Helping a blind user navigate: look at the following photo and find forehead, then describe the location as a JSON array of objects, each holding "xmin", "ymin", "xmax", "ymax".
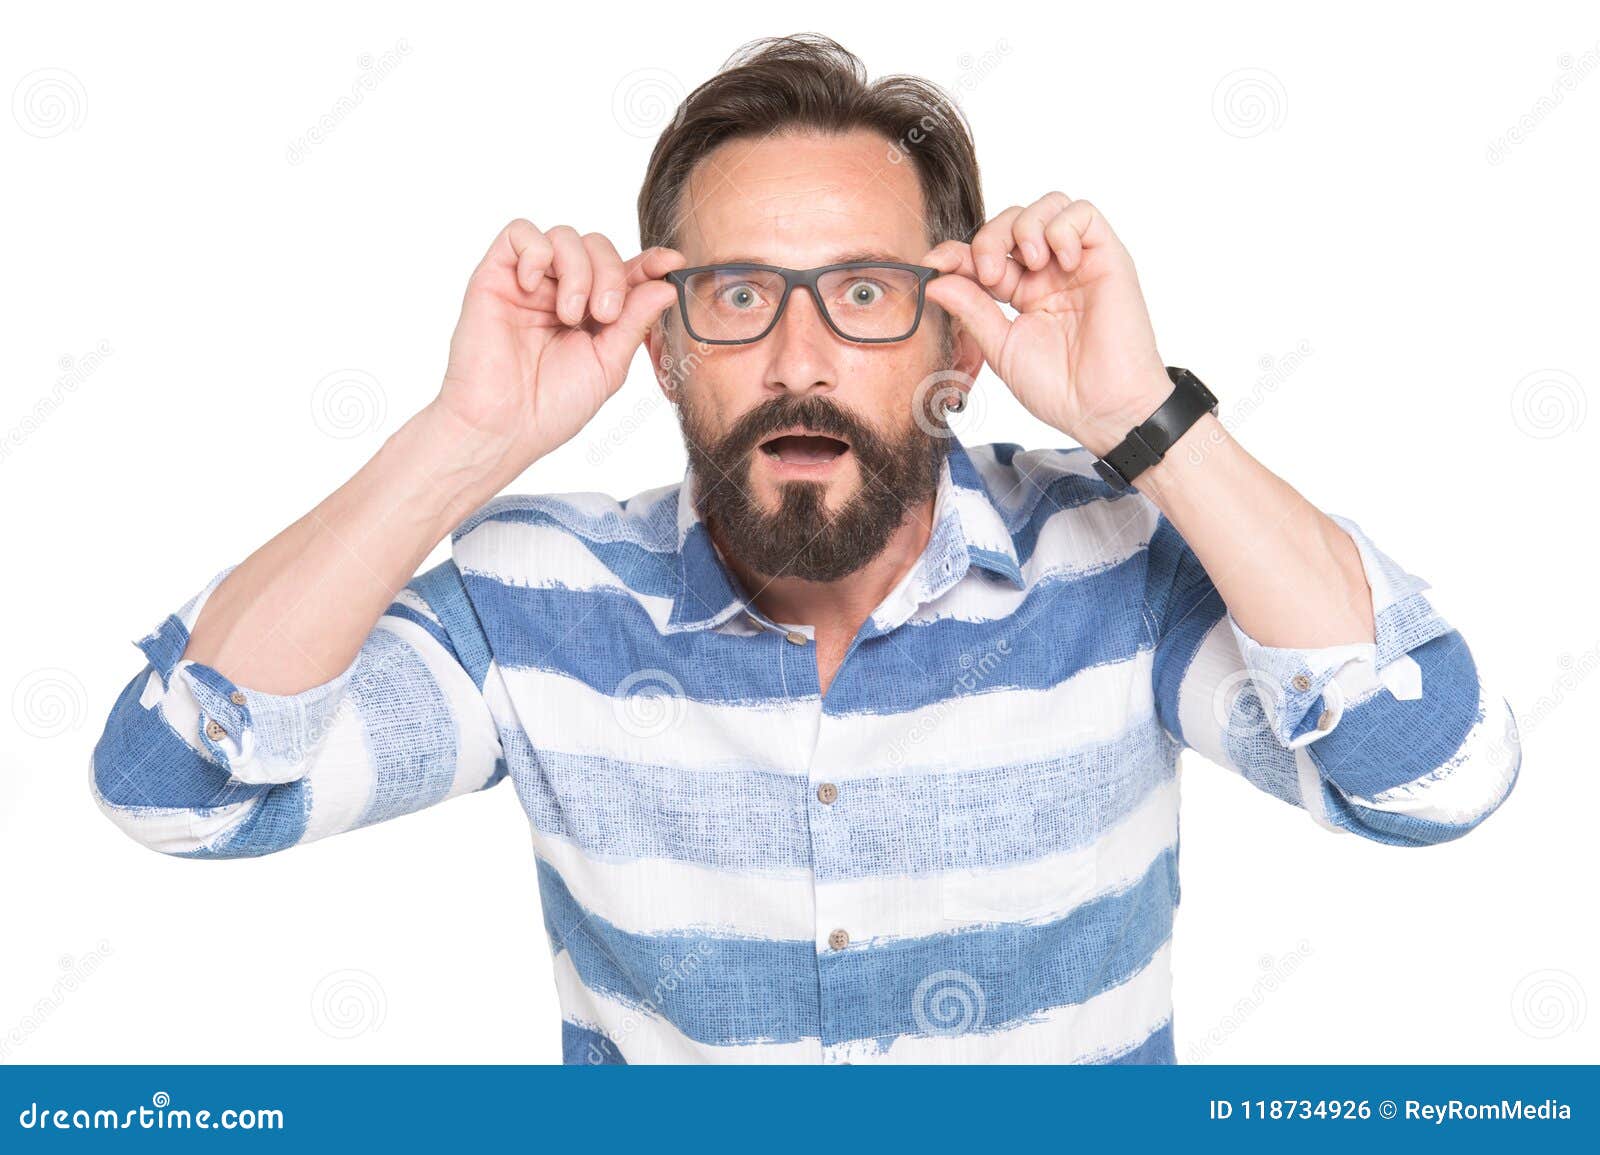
[{"xmin": 675, "ymin": 128, "xmax": 930, "ymax": 265}]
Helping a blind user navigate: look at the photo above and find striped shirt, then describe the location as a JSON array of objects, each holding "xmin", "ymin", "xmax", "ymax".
[{"xmin": 92, "ymin": 438, "xmax": 1520, "ymax": 1063}]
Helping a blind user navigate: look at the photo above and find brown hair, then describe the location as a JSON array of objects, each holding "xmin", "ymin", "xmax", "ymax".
[{"xmin": 637, "ymin": 34, "xmax": 984, "ymax": 253}]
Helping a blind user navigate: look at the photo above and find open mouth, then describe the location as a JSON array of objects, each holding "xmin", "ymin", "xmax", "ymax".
[{"xmin": 758, "ymin": 429, "xmax": 851, "ymax": 466}]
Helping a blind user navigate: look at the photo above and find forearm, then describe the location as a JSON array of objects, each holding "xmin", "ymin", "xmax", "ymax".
[
  {"xmin": 1128, "ymin": 412, "xmax": 1375, "ymax": 650},
  {"xmin": 183, "ymin": 399, "xmax": 518, "ymax": 694},
  {"xmin": 1136, "ymin": 414, "xmax": 1519, "ymax": 845}
]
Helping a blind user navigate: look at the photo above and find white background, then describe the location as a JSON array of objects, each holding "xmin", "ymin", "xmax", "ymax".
[{"xmin": 2, "ymin": 1, "xmax": 1595, "ymax": 1065}]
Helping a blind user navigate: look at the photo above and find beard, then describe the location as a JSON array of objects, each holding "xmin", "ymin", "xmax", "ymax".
[{"xmin": 677, "ymin": 388, "xmax": 952, "ymax": 583}]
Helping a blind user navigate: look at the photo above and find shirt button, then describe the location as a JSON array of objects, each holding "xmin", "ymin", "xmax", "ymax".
[
  {"xmin": 827, "ymin": 929, "xmax": 850, "ymax": 951},
  {"xmin": 817, "ymin": 782, "xmax": 838, "ymax": 805},
  {"xmin": 784, "ymin": 630, "xmax": 808, "ymax": 645},
  {"xmin": 744, "ymin": 611, "xmax": 763, "ymax": 630},
  {"xmin": 1317, "ymin": 708, "xmax": 1333, "ymax": 730},
  {"xmin": 229, "ymin": 691, "xmax": 247, "ymax": 706},
  {"xmin": 1291, "ymin": 674, "xmax": 1312, "ymax": 692},
  {"xmin": 204, "ymin": 719, "xmax": 227, "ymax": 741}
]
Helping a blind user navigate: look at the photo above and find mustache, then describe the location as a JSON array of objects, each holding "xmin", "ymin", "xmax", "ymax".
[{"xmin": 714, "ymin": 394, "xmax": 879, "ymax": 460}]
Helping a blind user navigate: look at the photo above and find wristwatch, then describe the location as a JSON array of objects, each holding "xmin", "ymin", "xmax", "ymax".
[{"xmin": 1091, "ymin": 366, "xmax": 1219, "ymax": 492}]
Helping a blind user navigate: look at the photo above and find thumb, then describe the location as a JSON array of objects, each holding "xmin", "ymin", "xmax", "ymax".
[
  {"xmin": 926, "ymin": 274, "xmax": 1012, "ymax": 371},
  {"xmin": 593, "ymin": 279, "xmax": 678, "ymax": 382}
]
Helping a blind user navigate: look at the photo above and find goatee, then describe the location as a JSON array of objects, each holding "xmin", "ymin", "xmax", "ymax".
[{"xmin": 679, "ymin": 391, "xmax": 950, "ymax": 583}]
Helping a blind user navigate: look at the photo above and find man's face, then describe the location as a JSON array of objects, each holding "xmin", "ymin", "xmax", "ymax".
[{"xmin": 653, "ymin": 128, "xmax": 974, "ymax": 583}]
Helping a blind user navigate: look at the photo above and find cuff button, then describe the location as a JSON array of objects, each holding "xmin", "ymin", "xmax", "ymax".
[
  {"xmin": 204, "ymin": 719, "xmax": 227, "ymax": 741},
  {"xmin": 229, "ymin": 691, "xmax": 247, "ymax": 706},
  {"xmin": 1291, "ymin": 674, "xmax": 1312, "ymax": 692}
]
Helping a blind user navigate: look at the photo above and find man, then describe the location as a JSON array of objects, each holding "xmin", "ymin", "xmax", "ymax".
[{"xmin": 92, "ymin": 34, "xmax": 1519, "ymax": 1064}]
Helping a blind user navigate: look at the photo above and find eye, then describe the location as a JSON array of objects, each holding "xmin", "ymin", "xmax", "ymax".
[
  {"xmin": 717, "ymin": 283, "xmax": 764, "ymax": 310},
  {"xmin": 840, "ymin": 279, "xmax": 885, "ymax": 307}
]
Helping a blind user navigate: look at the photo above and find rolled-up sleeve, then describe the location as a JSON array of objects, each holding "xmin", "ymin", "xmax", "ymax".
[
  {"xmin": 91, "ymin": 560, "xmax": 507, "ymax": 858},
  {"xmin": 1149, "ymin": 512, "xmax": 1520, "ymax": 846}
]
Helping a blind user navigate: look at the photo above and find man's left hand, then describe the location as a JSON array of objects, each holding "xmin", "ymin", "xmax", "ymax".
[{"xmin": 922, "ymin": 193, "xmax": 1173, "ymax": 457}]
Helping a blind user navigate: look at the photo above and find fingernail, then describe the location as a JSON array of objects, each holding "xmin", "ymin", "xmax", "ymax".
[
  {"xmin": 1021, "ymin": 242, "xmax": 1042, "ymax": 265},
  {"xmin": 977, "ymin": 256, "xmax": 999, "ymax": 282},
  {"xmin": 565, "ymin": 295, "xmax": 585, "ymax": 321},
  {"xmin": 598, "ymin": 291, "xmax": 622, "ymax": 318}
]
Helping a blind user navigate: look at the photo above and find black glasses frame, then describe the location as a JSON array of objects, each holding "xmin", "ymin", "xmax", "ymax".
[{"xmin": 663, "ymin": 261, "xmax": 941, "ymax": 345}]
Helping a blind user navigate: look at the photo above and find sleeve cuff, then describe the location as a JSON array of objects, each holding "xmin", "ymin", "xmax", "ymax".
[
  {"xmin": 1225, "ymin": 616, "xmax": 1373, "ymax": 749},
  {"xmin": 172, "ymin": 657, "xmax": 355, "ymax": 785},
  {"xmin": 1224, "ymin": 513, "xmax": 1448, "ymax": 751},
  {"xmin": 132, "ymin": 564, "xmax": 357, "ymax": 785}
]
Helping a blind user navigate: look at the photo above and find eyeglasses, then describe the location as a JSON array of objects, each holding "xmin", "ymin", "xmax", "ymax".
[{"xmin": 663, "ymin": 261, "xmax": 940, "ymax": 345}]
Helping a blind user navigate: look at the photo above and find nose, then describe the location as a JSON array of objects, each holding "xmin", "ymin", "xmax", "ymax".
[{"xmin": 763, "ymin": 285, "xmax": 837, "ymax": 397}]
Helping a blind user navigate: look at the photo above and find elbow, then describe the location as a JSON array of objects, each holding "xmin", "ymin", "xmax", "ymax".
[
  {"xmin": 1324, "ymin": 691, "xmax": 1520, "ymax": 848},
  {"xmin": 90, "ymin": 670, "xmax": 282, "ymax": 858},
  {"xmin": 1303, "ymin": 630, "xmax": 1519, "ymax": 846}
]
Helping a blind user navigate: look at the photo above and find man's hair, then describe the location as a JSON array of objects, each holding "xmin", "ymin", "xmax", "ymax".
[{"xmin": 637, "ymin": 34, "xmax": 984, "ymax": 253}]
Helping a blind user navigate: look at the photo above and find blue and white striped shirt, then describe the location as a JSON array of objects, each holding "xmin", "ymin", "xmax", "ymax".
[{"xmin": 92, "ymin": 438, "xmax": 1520, "ymax": 1063}]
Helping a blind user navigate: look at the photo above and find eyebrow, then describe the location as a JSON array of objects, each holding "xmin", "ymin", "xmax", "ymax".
[{"xmin": 702, "ymin": 249, "xmax": 908, "ymax": 267}]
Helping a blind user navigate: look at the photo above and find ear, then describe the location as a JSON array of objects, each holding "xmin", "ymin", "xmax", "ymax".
[
  {"xmin": 647, "ymin": 313, "xmax": 681, "ymax": 404},
  {"xmin": 947, "ymin": 315, "xmax": 986, "ymax": 402}
]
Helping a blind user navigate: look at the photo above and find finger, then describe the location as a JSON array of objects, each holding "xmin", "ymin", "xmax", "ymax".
[
  {"xmin": 470, "ymin": 219, "xmax": 554, "ymax": 297},
  {"xmin": 969, "ymin": 204, "xmax": 1025, "ymax": 286},
  {"xmin": 581, "ymin": 232, "xmax": 629, "ymax": 324},
  {"xmin": 920, "ymin": 239, "xmax": 969, "ymax": 272},
  {"xmin": 922, "ymin": 240, "xmax": 1023, "ymax": 303},
  {"xmin": 545, "ymin": 226, "xmax": 591, "ymax": 326},
  {"xmin": 1045, "ymin": 199, "xmax": 1125, "ymax": 275},
  {"xmin": 1012, "ymin": 192, "xmax": 1073, "ymax": 270},
  {"xmin": 508, "ymin": 220, "xmax": 555, "ymax": 296},
  {"xmin": 624, "ymin": 246, "xmax": 688, "ymax": 287},
  {"xmin": 925, "ymin": 271, "xmax": 1011, "ymax": 370},
  {"xmin": 593, "ymin": 280, "xmax": 680, "ymax": 382},
  {"xmin": 1042, "ymin": 211, "xmax": 1084, "ymax": 276}
]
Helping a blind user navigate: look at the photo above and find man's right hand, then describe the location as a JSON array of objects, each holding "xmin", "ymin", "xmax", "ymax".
[
  {"xmin": 179, "ymin": 220, "xmax": 683, "ymax": 696},
  {"xmin": 433, "ymin": 219, "xmax": 685, "ymax": 485}
]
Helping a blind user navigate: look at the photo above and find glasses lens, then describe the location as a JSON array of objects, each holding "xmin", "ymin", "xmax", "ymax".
[
  {"xmin": 681, "ymin": 268, "xmax": 787, "ymax": 343},
  {"xmin": 815, "ymin": 265, "xmax": 923, "ymax": 340}
]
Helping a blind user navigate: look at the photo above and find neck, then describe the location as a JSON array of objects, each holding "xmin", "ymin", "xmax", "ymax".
[{"xmin": 716, "ymin": 495, "xmax": 938, "ymax": 634}]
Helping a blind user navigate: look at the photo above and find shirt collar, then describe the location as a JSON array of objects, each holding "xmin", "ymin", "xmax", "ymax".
[{"xmin": 664, "ymin": 437, "xmax": 1025, "ymax": 635}]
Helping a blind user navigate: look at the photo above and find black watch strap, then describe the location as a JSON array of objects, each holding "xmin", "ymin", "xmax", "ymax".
[{"xmin": 1091, "ymin": 366, "xmax": 1219, "ymax": 491}]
